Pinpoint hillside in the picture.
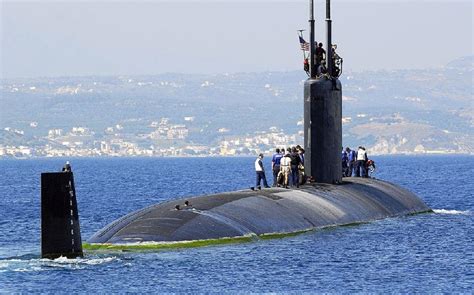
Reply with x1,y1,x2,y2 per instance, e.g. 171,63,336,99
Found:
0,56,472,157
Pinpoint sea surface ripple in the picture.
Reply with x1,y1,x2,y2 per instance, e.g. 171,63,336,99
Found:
0,156,473,293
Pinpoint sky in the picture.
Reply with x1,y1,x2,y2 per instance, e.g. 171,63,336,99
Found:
0,0,472,78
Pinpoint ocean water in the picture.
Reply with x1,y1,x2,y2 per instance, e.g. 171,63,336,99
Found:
0,156,472,293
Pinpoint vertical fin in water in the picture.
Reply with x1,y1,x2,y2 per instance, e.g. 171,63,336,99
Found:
41,172,83,259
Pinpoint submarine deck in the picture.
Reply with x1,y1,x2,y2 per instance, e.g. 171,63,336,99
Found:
87,177,431,245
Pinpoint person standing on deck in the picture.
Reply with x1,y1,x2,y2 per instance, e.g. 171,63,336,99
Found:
280,150,292,189
290,147,301,188
341,147,349,177
271,148,283,187
346,147,356,177
297,145,306,185
296,145,305,164
355,146,368,177
254,153,270,190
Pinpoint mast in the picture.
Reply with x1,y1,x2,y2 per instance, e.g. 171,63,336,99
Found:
309,0,316,78
326,0,333,76
304,0,342,184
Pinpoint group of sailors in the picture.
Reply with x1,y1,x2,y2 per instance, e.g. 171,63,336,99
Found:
253,146,305,190
341,146,375,178
302,42,343,78
254,145,375,189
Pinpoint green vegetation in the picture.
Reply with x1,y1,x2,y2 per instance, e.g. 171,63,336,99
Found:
82,211,436,253
83,229,317,253
259,229,313,239
83,235,256,252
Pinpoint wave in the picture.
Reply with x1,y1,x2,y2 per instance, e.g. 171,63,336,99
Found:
433,209,471,215
49,256,117,265
0,256,118,272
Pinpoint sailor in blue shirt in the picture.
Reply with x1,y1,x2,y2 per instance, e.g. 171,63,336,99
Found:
341,148,349,177
272,148,283,187
347,147,357,177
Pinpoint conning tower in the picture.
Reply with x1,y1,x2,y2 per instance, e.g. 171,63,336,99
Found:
304,0,342,184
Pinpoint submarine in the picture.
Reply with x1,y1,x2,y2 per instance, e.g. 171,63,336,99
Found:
40,0,431,259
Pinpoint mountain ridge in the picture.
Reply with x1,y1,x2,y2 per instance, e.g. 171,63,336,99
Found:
1,56,472,157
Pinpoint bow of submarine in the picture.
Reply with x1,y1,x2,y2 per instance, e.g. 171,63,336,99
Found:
87,177,431,245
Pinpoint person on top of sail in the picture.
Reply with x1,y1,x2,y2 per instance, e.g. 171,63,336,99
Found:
315,42,326,72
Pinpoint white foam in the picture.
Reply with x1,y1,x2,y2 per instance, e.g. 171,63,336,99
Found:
433,209,471,215
0,256,118,272
82,257,117,265
45,256,118,266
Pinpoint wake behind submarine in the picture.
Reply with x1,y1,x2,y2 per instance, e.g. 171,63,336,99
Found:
40,0,431,259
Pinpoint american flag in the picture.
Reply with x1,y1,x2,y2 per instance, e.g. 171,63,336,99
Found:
299,36,309,51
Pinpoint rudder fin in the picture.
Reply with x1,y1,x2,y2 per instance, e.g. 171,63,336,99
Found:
41,172,83,259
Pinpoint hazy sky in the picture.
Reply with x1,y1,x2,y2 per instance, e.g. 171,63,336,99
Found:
1,0,472,78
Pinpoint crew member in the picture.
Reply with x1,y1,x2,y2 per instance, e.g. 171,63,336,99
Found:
366,159,376,178
280,150,292,189
254,153,270,190
319,61,327,75
355,146,368,177
346,147,356,177
341,147,348,177
296,145,306,185
315,43,326,74
331,46,341,77
290,147,301,188
296,145,305,164
62,161,72,172
271,148,283,187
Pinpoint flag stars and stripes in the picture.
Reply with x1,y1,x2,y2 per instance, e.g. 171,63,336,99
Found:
299,36,310,51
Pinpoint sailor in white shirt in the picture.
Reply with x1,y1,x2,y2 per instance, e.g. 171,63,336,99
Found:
355,146,368,177
279,151,292,189
254,153,270,190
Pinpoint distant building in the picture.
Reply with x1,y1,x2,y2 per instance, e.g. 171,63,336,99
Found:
218,128,230,133
48,129,63,138
105,127,114,134
160,118,169,125
71,127,91,135
201,81,214,87
167,125,188,139
4,127,24,135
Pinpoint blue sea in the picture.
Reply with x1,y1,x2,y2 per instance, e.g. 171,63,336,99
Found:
0,156,473,293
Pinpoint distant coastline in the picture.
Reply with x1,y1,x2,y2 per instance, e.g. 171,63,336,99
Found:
1,56,472,158
1,153,473,160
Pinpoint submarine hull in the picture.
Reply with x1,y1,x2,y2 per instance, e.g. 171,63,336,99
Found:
88,178,430,244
